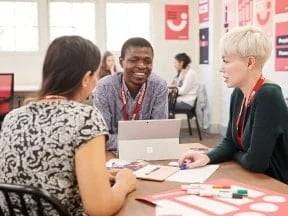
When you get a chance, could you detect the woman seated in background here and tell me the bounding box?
[171,53,200,112]
[179,26,288,183]
[99,51,117,79]
[0,36,136,215]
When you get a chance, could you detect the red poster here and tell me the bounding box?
[253,0,273,37]
[238,0,253,26]
[199,0,209,23]
[276,0,288,14]
[275,22,288,72]
[224,0,237,32]
[165,5,189,40]
[199,28,209,64]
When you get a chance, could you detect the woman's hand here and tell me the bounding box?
[115,168,137,193]
[178,150,210,168]
[108,169,120,186]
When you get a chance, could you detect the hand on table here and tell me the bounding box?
[178,149,210,169]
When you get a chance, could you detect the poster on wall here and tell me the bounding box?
[224,0,237,32]
[275,22,288,72]
[199,0,209,23]
[253,0,273,37]
[275,0,288,14]
[238,0,253,26]
[199,28,209,64]
[165,5,189,40]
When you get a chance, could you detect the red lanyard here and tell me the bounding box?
[120,78,147,120]
[236,76,265,148]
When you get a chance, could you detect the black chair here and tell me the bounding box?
[0,183,70,216]
[175,98,202,140]
[168,86,178,119]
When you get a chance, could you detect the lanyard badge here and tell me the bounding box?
[236,76,265,147]
[120,78,147,120]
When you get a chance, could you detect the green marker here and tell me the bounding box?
[236,189,248,196]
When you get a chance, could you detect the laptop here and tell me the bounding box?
[118,119,189,161]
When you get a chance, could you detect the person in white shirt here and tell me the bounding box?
[171,53,200,111]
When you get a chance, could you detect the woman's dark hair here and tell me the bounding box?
[39,36,101,98]
[175,53,191,69]
[120,37,154,59]
[99,51,116,79]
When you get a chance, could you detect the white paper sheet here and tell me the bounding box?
[166,165,219,183]
[155,206,182,216]
[176,195,238,215]
[155,199,209,216]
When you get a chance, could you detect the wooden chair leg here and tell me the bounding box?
[195,115,202,140]
[186,114,192,136]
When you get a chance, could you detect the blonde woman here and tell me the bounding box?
[179,26,288,183]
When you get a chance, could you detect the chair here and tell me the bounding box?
[168,86,178,119]
[175,98,202,140]
[0,183,70,216]
[0,73,14,126]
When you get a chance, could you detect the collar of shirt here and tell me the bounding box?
[175,66,190,86]
[121,74,146,101]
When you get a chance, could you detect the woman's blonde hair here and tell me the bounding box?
[220,25,272,68]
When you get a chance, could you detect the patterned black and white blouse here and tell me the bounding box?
[0,100,108,215]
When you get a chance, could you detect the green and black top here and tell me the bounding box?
[208,83,288,183]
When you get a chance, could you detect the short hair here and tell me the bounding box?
[220,25,272,67]
[39,36,101,98]
[120,37,154,59]
[175,53,191,69]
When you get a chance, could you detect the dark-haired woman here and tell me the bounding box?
[0,36,136,216]
[99,51,117,79]
[172,52,200,112]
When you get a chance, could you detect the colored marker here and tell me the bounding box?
[235,189,248,195]
[217,191,243,199]
[213,185,231,189]
[180,164,187,170]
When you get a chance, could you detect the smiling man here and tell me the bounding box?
[93,37,168,151]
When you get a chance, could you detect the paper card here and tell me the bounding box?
[106,159,148,171]
[155,205,182,216]
[156,199,209,216]
[215,196,253,206]
[134,165,179,182]
[166,165,219,183]
[176,195,239,215]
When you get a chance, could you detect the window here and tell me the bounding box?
[49,1,95,42]
[106,2,150,52]
[0,1,38,52]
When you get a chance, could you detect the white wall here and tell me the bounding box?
[0,0,195,87]
[0,0,48,87]
[0,0,107,87]
[151,0,196,84]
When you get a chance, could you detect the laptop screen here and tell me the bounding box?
[118,119,181,140]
